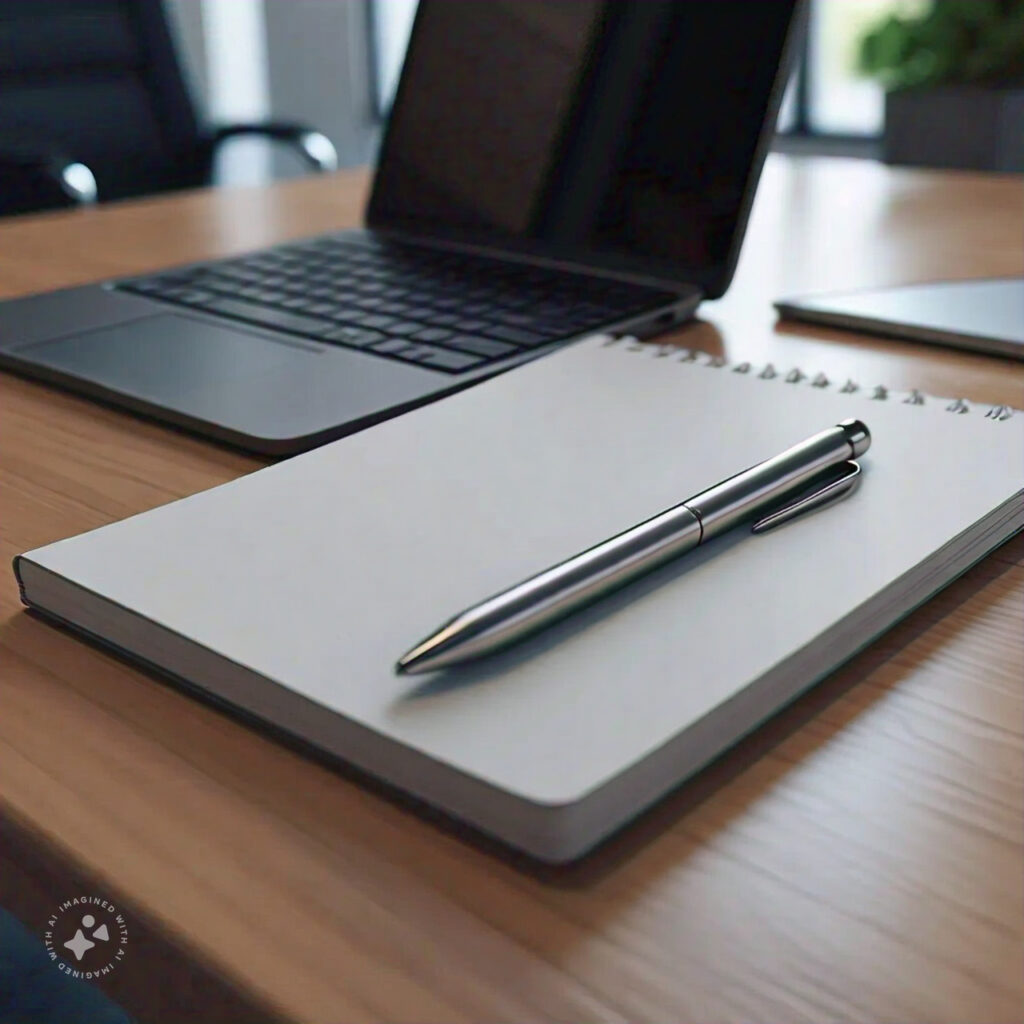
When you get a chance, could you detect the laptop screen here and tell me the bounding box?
[368,0,801,298]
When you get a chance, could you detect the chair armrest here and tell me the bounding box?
[210,122,339,173]
[0,147,97,214]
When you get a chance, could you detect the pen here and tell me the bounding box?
[396,419,871,675]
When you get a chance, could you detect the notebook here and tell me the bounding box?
[775,277,1024,360]
[15,335,1024,861]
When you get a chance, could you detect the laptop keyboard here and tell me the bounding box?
[116,234,677,374]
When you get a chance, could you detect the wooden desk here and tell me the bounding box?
[2,156,1022,1023]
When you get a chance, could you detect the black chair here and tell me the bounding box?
[0,0,338,217]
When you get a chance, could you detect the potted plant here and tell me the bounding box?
[858,0,1024,171]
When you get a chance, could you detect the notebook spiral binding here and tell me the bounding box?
[604,337,1017,422]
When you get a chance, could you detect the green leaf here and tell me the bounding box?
[857,0,1024,89]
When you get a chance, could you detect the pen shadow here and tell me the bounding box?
[393,526,750,703]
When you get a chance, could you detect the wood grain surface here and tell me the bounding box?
[1,156,1022,1023]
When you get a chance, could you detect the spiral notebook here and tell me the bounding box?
[15,335,1024,861]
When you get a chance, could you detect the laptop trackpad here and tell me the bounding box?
[18,314,318,404]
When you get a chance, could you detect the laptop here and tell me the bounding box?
[0,0,802,455]
[776,277,1024,360]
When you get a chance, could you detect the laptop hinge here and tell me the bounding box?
[369,226,701,298]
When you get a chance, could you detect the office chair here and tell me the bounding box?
[0,0,338,217]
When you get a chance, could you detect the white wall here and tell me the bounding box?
[372,0,418,112]
[163,0,378,184]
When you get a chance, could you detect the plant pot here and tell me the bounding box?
[883,86,1024,172]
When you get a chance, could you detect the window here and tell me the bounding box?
[200,0,273,183]
[793,0,930,137]
[372,0,418,113]
[371,0,929,146]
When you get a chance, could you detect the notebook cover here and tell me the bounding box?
[16,336,1024,859]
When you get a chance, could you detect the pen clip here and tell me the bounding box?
[751,460,862,534]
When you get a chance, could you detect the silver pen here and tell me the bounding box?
[397,418,871,675]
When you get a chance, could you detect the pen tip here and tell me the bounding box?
[396,646,430,674]
[395,618,467,676]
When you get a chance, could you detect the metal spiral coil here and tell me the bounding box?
[606,336,1018,421]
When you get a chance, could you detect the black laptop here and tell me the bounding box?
[0,0,801,454]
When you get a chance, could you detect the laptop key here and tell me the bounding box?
[427,312,462,327]
[411,327,454,343]
[330,308,387,328]
[387,342,447,363]
[452,318,489,332]
[480,324,548,347]
[445,335,518,358]
[348,295,388,311]
[412,346,485,372]
[202,298,335,338]
[358,314,403,331]
[369,338,416,356]
[531,321,578,338]
[279,296,323,312]
[384,320,430,337]
[402,306,443,322]
[494,310,542,327]
[246,289,291,305]
[322,326,388,349]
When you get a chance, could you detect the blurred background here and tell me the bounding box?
[176,0,1024,173]
[2,0,1022,215]
[185,0,1024,176]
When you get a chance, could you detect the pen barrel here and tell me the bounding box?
[687,422,861,541]
[446,504,703,662]
[400,419,870,673]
